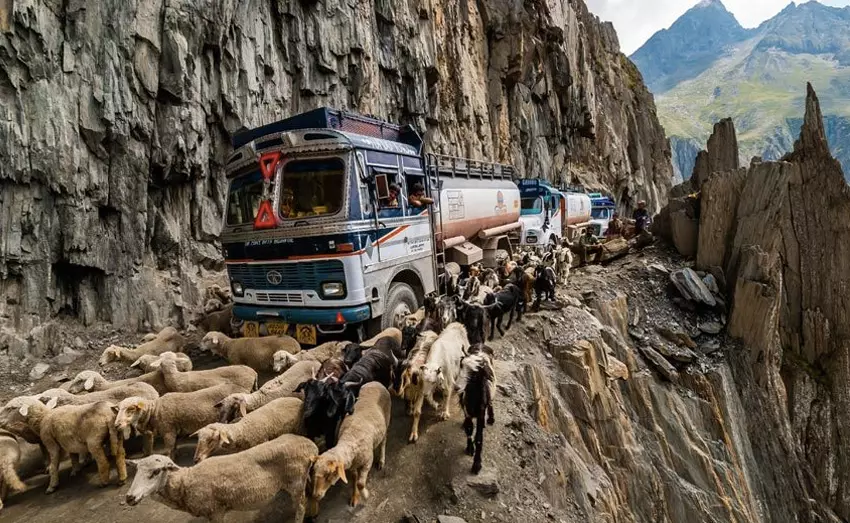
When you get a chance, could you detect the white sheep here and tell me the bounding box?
[36,382,159,407]
[0,429,26,513]
[130,352,193,373]
[272,341,347,373]
[68,370,168,395]
[396,331,439,443]
[155,351,257,393]
[421,323,470,421]
[193,397,303,462]
[404,307,426,327]
[115,383,244,458]
[200,331,300,373]
[217,360,321,422]
[10,397,125,493]
[310,382,391,509]
[125,434,318,523]
[99,326,186,366]
[553,244,573,285]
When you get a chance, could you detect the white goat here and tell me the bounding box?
[421,323,470,421]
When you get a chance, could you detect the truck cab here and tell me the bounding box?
[589,193,617,236]
[518,179,563,248]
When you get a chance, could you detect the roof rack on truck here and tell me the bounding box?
[424,153,515,181]
[230,107,423,152]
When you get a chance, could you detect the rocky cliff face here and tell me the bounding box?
[657,84,849,521]
[0,0,672,349]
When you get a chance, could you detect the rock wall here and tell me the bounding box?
[0,0,672,347]
[658,84,849,521]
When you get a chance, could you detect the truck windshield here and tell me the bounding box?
[591,208,611,220]
[521,197,542,215]
[226,171,264,225]
[280,158,346,219]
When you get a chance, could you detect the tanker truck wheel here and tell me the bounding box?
[382,283,418,331]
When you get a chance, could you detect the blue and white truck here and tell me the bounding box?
[220,108,522,343]
[515,179,592,248]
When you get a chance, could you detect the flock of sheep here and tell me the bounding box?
[0,246,572,522]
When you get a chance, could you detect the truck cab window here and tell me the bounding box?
[226,171,264,225]
[280,158,345,219]
[521,196,543,215]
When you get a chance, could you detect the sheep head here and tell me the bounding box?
[215,393,248,423]
[273,350,297,373]
[99,345,124,366]
[140,332,159,343]
[421,363,444,390]
[69,371,105,393]
[36,389,71,407]
[0,396,46,436]
[125,455,179,505]
[115,397,153,439]
[310,456,347,500]
[192,425,230,463]
[200,331,227,355]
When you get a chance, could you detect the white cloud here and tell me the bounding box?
[586,0,850,55]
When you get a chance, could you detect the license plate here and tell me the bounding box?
[243,321,260,338]
[295,324,317,345]
[267,322,290,336]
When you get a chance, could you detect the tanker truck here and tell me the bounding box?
[516,179,592,248]
[220,108,521,343]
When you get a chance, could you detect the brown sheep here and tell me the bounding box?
[9,397,125,493]
[99,326,186,366]
[310,382,391,509]
[0,429,26,513]
[155,352,256,393]
[200,331,300,373]
[115,383,243,458]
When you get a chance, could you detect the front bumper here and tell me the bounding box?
[233,304,372,325]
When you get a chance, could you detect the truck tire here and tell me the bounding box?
[382,283,418,331]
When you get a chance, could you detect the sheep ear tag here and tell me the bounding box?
[18,404,29,416]
[84,377,95,391]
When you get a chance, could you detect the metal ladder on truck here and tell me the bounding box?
[425,152,447,296]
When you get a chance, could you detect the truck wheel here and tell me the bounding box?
[383,283,418,331]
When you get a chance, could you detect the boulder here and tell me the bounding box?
[29,362,50,381]
[669,268,717,307]
[467,470,500,497]
[638,346,680,383]
[699,322,723,335]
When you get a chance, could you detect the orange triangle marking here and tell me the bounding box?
[259,152,281,180]
[335,312,345,324]
[253,200,277,229]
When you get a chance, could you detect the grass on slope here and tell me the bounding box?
[655,38,850,147]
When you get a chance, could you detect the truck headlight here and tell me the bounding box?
[321,282,345,298]
[232,281,244,297]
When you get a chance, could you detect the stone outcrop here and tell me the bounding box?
[658,83,850,521]
[0,0,673,349]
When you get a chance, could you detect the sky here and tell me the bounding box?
[586,0,850,55]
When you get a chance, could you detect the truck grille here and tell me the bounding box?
[227,260,345,291]
[255,292,304,304]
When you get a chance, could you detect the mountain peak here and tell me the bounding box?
[695,0,729,11]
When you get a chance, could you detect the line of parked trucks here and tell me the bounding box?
[221,108,616,344]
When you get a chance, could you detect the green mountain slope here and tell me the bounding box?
[631,1,850,179]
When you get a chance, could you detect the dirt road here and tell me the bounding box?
[1,326,572,523]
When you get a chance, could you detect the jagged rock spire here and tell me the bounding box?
[792,82,831,158]
[690,117,739,190]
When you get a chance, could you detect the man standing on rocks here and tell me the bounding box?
[633,201,650,234]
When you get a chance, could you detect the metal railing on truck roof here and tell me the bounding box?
[424,153,515,181]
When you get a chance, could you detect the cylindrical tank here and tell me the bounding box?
[437,177,521,241]
[564,192,592,225]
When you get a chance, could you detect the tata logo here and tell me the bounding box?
[266,270,283,285]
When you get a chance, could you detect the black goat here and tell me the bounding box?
[339,349,396,395]
[483,283,523,340]
[533,265,557,311]
[457,300,488,346]
[401,325,419,355]
[294,377,354,449]
[456,345,496,474]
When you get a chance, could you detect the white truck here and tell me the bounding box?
[516,179,592,248]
